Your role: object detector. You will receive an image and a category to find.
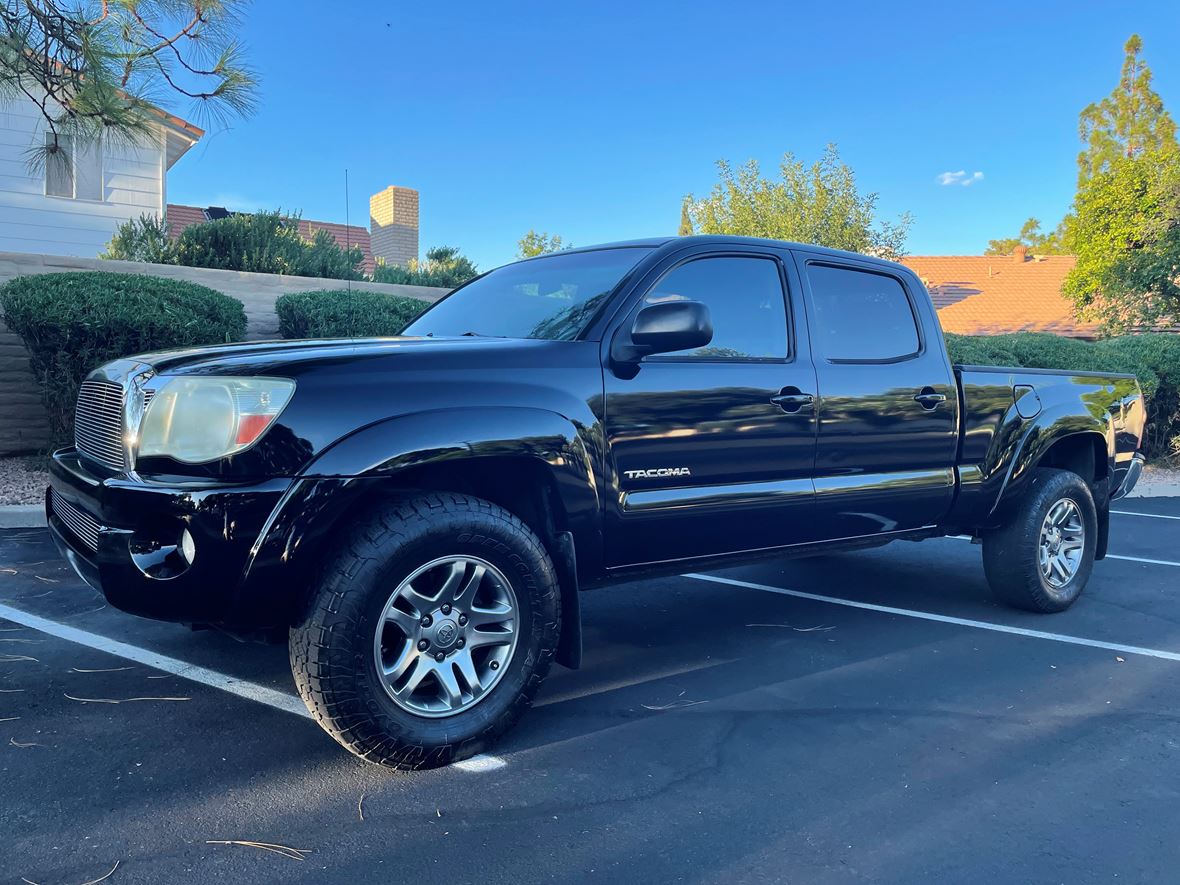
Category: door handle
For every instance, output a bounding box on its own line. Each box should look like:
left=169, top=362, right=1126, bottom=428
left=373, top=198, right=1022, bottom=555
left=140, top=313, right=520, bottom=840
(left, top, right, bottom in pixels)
left=913, top=387, right=947, bottom=410
left=771, top=388, right=815, bottom=414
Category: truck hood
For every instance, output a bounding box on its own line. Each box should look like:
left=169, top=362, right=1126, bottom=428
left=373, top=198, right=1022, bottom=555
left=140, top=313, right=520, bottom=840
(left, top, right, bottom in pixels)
left=129, top=335, right=570, bottom=377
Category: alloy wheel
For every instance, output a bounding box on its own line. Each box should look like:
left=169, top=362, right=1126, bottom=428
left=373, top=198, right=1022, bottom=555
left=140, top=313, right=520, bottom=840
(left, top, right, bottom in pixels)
left=373, top=555, right=518, bottom=717
left=1038, top=498, right=1085, bottom=589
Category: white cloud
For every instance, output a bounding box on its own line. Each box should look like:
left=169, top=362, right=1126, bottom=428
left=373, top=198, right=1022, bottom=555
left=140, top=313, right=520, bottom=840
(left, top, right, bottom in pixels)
left=937, top=170, right=984, bottom=187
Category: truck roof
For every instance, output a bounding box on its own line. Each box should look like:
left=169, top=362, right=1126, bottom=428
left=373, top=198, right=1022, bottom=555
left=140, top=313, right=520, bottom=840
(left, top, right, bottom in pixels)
left=553, top=235, right=906, bottom=272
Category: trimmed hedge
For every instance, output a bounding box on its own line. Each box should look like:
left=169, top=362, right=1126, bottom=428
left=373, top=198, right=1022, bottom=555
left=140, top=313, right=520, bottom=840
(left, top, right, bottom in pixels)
left=945, top=332, right=1180, bottom=459
left=0, top=272, right=246, bottom=449
left=275, top=289, right=429, bottom=339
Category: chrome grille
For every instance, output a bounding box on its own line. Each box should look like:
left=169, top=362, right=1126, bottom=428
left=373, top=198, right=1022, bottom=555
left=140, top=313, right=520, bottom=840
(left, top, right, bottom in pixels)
left=50, top=490, right=101, bottom=552
left=75, top=380, right=125, bottom=470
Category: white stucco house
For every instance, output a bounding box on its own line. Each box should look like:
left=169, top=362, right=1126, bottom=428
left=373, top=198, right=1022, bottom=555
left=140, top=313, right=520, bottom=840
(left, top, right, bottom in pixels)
left=0, top=93, right=202, bottom=257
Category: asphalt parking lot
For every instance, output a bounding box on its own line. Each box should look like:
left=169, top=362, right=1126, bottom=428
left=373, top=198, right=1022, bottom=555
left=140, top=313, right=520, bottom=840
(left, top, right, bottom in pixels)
left=3, top=498, right=1179, bottom=884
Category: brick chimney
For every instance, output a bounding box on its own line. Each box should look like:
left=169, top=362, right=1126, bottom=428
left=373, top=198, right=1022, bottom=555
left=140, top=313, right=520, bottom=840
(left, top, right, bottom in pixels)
left=370, top=185, right=419, bottom=267
left=1013, top=245, right=1028, bottom=264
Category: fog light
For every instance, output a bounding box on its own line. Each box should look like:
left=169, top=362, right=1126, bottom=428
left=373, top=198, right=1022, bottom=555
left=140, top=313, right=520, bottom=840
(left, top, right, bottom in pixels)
left=180, top=528, right=196, bottom=565
left=130, top=522, right=196, bottom=580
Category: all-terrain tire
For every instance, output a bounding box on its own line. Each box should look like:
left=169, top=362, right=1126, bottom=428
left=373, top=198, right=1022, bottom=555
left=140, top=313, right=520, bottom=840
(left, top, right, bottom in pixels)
left=289, top=492, right=561, bottom=769
left=982, top=467, right=1098, bottom=613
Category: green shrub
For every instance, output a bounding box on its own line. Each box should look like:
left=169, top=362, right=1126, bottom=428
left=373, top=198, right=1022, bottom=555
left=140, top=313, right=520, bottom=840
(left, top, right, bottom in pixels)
left=371, top=246, right=477, bottom=289
left=0, top=272, right=246, bottom=449
left=104, top=210, right=367, bottom=281
left=945, top=331, right=1180, bottom=459
left=174, top=211, right=365, bottom=280
left=101, top=213, right=177, bottom=263
left=275, top=289, right=429, bottom=339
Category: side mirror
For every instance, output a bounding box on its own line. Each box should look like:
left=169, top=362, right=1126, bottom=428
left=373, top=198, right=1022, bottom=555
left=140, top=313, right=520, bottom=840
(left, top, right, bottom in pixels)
left=613, top=301, right=713, bottom=367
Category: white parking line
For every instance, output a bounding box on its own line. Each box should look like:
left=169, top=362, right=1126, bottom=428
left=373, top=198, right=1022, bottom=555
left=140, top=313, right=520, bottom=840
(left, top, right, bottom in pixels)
left=1112, top=509, right=1180, bottom=521
left=0, top=601, right=507, bottom=772
left=0, top=601, right=309, bottom=716
left=947, top=535, right=1180, bottom=568
left=1106, top=553, right=1180, bottom=567
left=683, top=572, right=1180, bottom=663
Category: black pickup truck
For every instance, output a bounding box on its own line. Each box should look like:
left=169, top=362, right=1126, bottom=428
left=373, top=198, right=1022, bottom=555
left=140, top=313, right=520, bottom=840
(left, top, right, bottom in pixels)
left=46, top=236, right=1147, bottom=768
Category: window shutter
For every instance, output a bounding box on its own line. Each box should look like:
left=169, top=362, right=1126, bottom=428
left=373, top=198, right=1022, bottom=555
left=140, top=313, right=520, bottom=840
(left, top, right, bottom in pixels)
left=74, top=136, right=103, bottom=201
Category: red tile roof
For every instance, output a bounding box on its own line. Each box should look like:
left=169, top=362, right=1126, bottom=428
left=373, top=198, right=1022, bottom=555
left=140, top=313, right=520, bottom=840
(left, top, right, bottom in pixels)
left=165, top=204, right=375, bottom=274
left=165, top=204, right=207, bottom=241
left=900, top=253, right=1098, bottom=338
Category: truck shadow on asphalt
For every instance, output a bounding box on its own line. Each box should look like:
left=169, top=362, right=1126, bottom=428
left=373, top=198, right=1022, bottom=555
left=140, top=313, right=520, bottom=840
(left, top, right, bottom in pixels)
left=4, top=526, right=1157, bottom=774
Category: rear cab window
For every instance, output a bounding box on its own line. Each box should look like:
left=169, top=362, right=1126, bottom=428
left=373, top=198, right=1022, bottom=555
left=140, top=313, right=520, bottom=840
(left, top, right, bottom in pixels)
left=804, top=263, right=920, bottom=362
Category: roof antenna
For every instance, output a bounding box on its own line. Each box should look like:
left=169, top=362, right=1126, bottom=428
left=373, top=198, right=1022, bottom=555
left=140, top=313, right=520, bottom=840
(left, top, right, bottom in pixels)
left=344, top=168, right=352, bottom=296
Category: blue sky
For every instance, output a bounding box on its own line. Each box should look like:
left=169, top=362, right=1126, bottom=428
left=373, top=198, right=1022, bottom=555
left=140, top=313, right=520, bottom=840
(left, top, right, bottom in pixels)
left=166, top=0, right=1180, bottom=271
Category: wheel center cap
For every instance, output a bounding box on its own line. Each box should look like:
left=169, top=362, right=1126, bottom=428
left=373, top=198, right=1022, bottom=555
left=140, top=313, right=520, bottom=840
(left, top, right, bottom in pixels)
left=432, top=618, right=460, bottom=649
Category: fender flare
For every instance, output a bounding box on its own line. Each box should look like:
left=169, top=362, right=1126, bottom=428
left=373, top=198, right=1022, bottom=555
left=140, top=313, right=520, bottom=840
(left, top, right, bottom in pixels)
left=990, top=405, right=1109, bottom=517
left=235, top=407, right=600, bottom=653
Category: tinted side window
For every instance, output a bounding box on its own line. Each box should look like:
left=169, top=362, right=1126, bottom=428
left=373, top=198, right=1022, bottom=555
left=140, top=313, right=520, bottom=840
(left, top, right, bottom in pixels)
left=643, top=256, right=787, bottom=360
left=806, top=264, right=920, bottom=361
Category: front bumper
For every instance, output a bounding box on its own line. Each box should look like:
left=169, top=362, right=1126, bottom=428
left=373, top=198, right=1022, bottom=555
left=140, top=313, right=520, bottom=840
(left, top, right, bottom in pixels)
left=47, top=448, right=292, bottom=627
left=1111, top=452, right=1146, bottom=501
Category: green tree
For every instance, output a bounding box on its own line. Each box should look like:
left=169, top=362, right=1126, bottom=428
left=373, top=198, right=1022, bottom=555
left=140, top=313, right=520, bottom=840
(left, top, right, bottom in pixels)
left=985, top=217, right=1069, bottom=256
left=1064, top=35, right=1180, bottom=332
left=678, top=198, right=693, bottom=236
left=1063, top=150, right=1180, bottom=332
left=517, top=230, right=567, bottom=258
left=0, top=1, right=257, bottom=169
left=1077, top=34, right=1177, bottom=185
left=684, top=144, right=912, bottom=259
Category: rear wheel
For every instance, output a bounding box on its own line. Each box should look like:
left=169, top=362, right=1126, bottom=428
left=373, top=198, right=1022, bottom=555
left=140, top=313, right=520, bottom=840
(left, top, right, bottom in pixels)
left=982, top=467, right=1097, bottom=613
left=290, top=493, right=561, bottom=769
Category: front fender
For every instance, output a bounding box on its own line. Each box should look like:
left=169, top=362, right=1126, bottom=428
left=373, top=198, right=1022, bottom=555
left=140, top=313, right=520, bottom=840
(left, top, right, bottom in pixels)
left=232, top=407, right=601, bottom=626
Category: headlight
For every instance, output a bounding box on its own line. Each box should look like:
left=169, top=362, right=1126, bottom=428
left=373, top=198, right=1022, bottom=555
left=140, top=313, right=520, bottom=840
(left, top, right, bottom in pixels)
left=137, top=377, right=295, bottom=464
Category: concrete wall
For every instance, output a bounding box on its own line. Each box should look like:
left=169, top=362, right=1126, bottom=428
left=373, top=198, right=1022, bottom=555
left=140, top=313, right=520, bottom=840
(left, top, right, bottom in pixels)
left=0, top=252, right=448, bottom=454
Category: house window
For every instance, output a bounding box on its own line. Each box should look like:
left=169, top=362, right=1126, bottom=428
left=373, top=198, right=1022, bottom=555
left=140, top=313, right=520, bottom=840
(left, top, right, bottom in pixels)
left=44, top=134, right=103, bottom=201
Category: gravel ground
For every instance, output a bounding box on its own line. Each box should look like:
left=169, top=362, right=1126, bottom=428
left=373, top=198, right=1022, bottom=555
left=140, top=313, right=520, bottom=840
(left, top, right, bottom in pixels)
left=1133, top=465, right=1180, bottom=497
left=0, top=455, right=49, bottom=505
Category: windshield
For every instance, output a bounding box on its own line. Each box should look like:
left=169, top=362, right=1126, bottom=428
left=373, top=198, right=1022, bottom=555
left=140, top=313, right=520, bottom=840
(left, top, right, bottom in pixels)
left=403, top=247, right=653, bottom=340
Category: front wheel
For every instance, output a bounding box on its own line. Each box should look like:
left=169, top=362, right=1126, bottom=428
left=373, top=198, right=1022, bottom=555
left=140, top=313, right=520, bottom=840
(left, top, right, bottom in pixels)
left=289, top=493, right=561, bottom=769
left=982, top=467, right=1098, bottom=613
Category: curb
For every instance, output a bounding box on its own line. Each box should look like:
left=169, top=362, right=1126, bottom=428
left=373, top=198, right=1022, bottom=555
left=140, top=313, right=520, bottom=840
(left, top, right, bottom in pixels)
left=0, top=505, right=46, bottom=528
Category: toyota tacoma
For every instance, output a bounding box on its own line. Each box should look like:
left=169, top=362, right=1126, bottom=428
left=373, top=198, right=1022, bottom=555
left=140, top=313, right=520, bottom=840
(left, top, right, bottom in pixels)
left=45, top=236, right=1147, bottom=768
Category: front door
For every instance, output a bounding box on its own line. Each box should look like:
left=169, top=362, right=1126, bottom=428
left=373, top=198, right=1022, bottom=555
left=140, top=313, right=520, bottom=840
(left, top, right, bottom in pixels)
left=602, top=248, right=819, bottom=568
left=793, top=252, right=960, bottom=539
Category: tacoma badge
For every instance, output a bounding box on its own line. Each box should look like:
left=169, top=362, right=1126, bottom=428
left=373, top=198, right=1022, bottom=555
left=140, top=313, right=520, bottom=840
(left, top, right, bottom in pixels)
left=623, top=467, right=692, bottom=479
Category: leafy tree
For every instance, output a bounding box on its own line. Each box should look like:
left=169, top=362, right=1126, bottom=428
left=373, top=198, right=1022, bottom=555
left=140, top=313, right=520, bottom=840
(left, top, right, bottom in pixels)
left=1064, top=35, right=1180, bottom=332
left=678, top=198, right=693, bottom=236
left=1077, top=34, right=1177, bottom=185
left=985, top=217, right=1069, bottom=256
left=373, top=246, right=478, bottom=289
left=684, top=144, right=912, bottom=259
left=1063, top=150, right=1180, bottom=332
left=517, top=230, right=567, bottom=258
left=0, top=1, right=257, bottom=168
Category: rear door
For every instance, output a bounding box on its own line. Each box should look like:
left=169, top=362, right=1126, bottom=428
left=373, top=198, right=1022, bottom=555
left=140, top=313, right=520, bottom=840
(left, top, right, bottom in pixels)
left=602, top=245, right=819, bottom=568
left=793, top=251, right=959, bottom=538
